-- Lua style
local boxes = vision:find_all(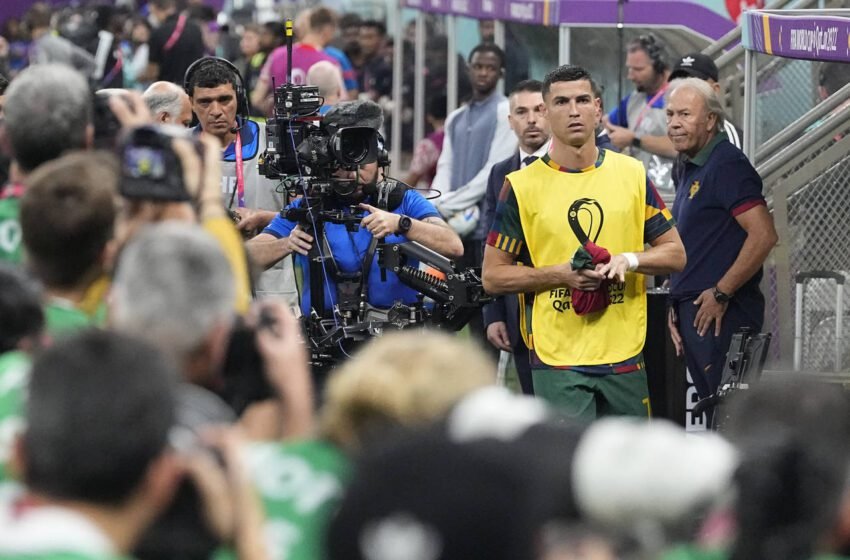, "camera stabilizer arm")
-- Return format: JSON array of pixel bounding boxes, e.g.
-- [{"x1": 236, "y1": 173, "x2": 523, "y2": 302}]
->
[{"x1": 378, "y1": 240, "x2": 489, "y2": 331}]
